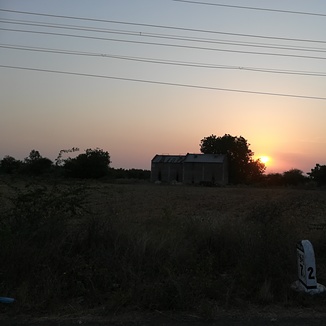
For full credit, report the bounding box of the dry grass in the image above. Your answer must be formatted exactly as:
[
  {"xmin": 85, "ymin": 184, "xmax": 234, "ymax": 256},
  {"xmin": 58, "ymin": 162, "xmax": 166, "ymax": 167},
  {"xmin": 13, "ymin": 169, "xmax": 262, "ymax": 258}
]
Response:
[{"xmin": 1, "ymin": 177, "xmax": 326, "ymax": 315}]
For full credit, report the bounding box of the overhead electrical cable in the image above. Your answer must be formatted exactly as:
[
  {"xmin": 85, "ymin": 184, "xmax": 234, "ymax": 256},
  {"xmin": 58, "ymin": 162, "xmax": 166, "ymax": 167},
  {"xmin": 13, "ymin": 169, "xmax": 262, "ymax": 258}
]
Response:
[
  {"xmin": 173, "ymin": 0, "xmax": 326, "ymax": 17},
  {"xmin": 239, "ymin": 66, "xmax": 326, "ymax": 77},
  {"xmin": 1, "ymin": 8, "xmax": 326, "ymax": 44},
  {"xmin": 1, "ymin": 18, "xmax": 326, "ymax": 53},
  {"xmin": 2, "ymin": 43, "xmax": 326, "ymax": 77},
  {"xmin": 0, "ymin": 64, "xmax": 325, "ymax": 101},
  {"xmin": 2, "ymin": 27, "xmax": 326, "ymax": 61}
]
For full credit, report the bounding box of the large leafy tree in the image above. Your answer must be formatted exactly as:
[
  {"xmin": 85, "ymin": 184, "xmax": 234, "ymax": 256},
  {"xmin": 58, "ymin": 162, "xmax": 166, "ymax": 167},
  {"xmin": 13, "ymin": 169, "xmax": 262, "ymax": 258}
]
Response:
[
  {"xmin": 63, "ymin": 148, "xmax": 111, "ymax": 178},
  {"xmin": 308, "ymin": 164, "xmax": 326, "ymax": 186},
  {"xmin": 200, "ymin": 134, "xmax": 265, "ymax": 184}
]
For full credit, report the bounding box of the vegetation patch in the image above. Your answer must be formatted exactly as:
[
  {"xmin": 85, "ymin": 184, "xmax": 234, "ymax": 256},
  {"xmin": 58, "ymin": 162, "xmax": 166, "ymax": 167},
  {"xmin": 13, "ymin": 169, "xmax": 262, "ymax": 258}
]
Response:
[{"xmin": 1, "ymin": 179, "xmax": 326, "ymax": 316}]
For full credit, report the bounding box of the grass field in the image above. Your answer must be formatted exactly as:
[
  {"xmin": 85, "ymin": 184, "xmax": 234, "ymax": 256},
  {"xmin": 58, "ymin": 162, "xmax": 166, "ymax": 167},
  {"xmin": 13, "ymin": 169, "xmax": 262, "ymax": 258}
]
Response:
[{"xmin": 1, "ymin": 177, "xmax": 326, "ymax": 316}]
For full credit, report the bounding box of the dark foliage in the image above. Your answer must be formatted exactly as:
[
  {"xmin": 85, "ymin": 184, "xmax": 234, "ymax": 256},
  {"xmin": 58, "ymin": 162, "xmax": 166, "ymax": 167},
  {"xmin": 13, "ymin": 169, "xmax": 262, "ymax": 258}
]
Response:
[
  {"xmin": 0, "ymin": 155, "xmax": 22, "ymax": 174},
  {"xmin": 263, "ymin": 170, "xmax": 309, "ymax": 187},
  {"xmin": 63, "ymin": 148, "xmax": 111, "ymax": 178},
  {"xmin": 0, "ymin": 148, "xmax": 151, "ymax": 181},
  {"xmin": 200, "ymin": 134, "xmax": 265, "ymax": 184},
  {"xmin": 282, "ymin": 169, "xmax": 307, "ymax": 186},
  {"xmin": 111, "ymin": 168, "xmax": 150, "ymax": 180},
  {"xmin": 264, "ymin": 173, "xmax": 284, "ymax": 187},
  {"xmin": 22, "ymin": 150, "xmax": 53, "ymax": 176},
  {"xmin": 308, "ymin": 164, "xmax": 326, "ymax": 186},
  {"xmin": 2, "ymin": 182, "xmax": 326, "ymax": 314}
]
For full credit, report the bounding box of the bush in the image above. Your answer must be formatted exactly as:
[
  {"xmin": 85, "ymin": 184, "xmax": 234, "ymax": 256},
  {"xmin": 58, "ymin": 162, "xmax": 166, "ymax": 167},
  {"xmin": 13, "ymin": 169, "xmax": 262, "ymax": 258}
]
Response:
[{"xmin": 0, "ymin": 180, "xmax": 88, "ymax": 310}]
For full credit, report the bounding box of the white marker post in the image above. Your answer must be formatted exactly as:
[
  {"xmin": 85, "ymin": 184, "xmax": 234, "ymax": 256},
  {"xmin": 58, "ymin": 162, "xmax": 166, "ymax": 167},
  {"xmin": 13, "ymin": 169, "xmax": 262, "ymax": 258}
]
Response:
[
  {"xmin": 292, "ymin": 240, "xmax": 326, "ymax": 294},
  {"xmin": 297, "ymin": 240, "xmax": 317, "ymax": 290}
]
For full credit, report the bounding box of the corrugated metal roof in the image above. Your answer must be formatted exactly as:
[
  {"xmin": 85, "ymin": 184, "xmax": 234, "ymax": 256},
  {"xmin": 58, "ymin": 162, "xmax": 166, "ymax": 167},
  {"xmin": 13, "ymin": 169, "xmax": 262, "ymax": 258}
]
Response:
[
  {"xmin": 152, "ymin": 154, "xmax": 226, "ymax": 164},
  {"xmin": 183, "ymin": 154, "xmax": 226, "ymax": 163},
  {"xmin": 152, "ymin": 155, "xmax": 185, "ymax": 164}
]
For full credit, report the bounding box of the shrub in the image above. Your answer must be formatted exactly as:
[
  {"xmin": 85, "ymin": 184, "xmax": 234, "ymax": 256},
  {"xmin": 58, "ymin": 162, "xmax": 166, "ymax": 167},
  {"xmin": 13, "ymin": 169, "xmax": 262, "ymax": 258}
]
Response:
[{"xmin": 0, "ymin": 180, "xmax": 88, "ymax": 310}]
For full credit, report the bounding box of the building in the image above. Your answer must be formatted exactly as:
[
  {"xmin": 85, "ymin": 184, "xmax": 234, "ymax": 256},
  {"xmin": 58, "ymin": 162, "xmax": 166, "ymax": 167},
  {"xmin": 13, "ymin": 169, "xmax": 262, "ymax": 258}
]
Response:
[{"xmin": 151, "ymin": 153, "xmax": 228, "ymax": 185}]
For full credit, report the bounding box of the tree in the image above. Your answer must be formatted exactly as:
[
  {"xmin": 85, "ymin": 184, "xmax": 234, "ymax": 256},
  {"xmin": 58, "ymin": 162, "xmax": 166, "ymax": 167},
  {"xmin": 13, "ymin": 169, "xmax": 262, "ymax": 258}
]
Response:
[
  {"xmin": 23, "ymin": 150, "xmax": 53, "ymax": 175},
  {"xmin": 282, "ymin": 169, "xmax": 307, "ymax": 186},
  {"xmin": 247, "ymin": 159, "xmax": 266, "ymax": 184},
  {"xmin": 0, "ymin": 155, "xmax": 22, "ymax": 174},
  {"xmin": 200, "ymin": 134, "xmax": 265, "ymax": 184},
  {"xmin": 25, "ymin": 149, "xmax": 42, "ymax": 162},
  {"xmin": 308, "ymin": 164, "xmax": 326, "ymax": 186},
  {"xmin": 55, "ymin": 148, "xmax": 80, "ymax": 166},
  {"xmin": 63, "ymin": 148, "xmax": 111, "ymax": 178}
]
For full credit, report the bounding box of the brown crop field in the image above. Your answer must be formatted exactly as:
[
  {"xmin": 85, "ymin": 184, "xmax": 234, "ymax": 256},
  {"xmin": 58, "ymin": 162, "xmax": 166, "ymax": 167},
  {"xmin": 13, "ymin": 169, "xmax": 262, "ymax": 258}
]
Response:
[{"xmin": 1, "ymin": 177, "xmax": 326, "ymax": 316}]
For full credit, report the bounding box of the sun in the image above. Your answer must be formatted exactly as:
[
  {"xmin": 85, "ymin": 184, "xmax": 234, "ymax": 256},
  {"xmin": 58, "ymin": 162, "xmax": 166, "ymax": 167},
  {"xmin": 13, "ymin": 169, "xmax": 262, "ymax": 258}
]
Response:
[{"xmin": 259, "ymin": 156, "xmax": 270, "ymax": 164}]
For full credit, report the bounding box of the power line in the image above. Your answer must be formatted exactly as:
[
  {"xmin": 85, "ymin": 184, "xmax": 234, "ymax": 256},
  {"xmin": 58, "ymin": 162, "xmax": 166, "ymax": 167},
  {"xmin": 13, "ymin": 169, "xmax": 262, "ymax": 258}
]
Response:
[
  {"xmin": 2, "ymin": 43, "xmax": 326, "ymax": 77},
  {"xmin": 3, "ymin": 27, "xmax": 326, "ymax": 61},
  {"xmin": 1, "ymin": 64, "xmax": 325, "ymax": 101},
  {"xmin": 1, "ymin": 8, "xmax": 326, "ymax": 44},
  {"xmin": 240, "ymin": 66, "xmax": 326, "ymax": 77},
  {"xmin": 2, "ymin": 18, "xmax": 326, "ymax": 54},
  {"xmin": 173, "ymin": 0, "xmax": 326, "ymax": 17}
]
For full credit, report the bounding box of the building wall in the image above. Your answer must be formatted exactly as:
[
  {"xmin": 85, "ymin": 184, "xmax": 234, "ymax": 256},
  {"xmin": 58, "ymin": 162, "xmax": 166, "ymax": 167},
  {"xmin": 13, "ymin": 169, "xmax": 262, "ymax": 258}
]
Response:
[
  {"xmin": 151, "ymin": 162, "xmax": 183, "ymax": 182},
  {"xmin": 183, "ymin": 162, "xmax": 227, "ymax": 185},
  {"xmin": 151, "ymin": 154, "xmax": 228, "ymax": 185}
]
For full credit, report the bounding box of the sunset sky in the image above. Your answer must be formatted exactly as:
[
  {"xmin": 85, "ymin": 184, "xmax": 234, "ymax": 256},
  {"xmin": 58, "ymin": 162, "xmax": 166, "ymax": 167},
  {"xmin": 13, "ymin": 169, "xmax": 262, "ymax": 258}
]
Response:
[{"xmin": 1, "ymin": 1, "xmax": 326, "ymax": 174}]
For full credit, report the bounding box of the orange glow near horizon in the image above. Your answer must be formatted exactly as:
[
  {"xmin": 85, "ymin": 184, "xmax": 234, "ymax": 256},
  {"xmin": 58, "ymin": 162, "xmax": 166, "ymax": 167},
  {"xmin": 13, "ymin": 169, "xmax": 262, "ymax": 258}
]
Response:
[
  {"xmin": 1, "ymin": 2, "xmax": 326, "ymax": 175},
  {"xmin": 259, "ymin": 156, "xmax": 270, "ymax": 165},
  {"xmin": 255, "ymin": 155, "xmax": 274, "ymax": 172}
]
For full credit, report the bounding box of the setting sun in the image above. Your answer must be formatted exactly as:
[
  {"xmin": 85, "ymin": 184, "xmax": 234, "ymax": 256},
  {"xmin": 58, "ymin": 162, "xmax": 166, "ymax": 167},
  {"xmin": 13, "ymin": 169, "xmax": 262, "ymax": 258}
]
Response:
[{"xmin": 259, "ymin": 156, "xmax": 270, "ymax": 164}]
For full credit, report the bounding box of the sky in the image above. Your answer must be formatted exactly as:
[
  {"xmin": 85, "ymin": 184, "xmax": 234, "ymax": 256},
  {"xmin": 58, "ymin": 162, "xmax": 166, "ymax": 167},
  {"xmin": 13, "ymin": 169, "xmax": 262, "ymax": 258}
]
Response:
[{"xmin": 1, "ymin": 0, "xmax": 326, "ymax": 174}]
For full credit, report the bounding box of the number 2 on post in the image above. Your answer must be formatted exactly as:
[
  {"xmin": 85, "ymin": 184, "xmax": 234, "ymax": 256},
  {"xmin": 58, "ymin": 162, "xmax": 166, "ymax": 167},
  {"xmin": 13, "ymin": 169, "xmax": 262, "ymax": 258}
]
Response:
[{"xmin": 308, "ymin": 267, "xmax": 315, "ymax": 280}]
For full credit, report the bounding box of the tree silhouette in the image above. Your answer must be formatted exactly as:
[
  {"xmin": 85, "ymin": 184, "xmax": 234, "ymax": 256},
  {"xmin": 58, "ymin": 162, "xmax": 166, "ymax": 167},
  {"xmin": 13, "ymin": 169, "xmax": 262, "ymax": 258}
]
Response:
[
  {"xmin": 63, "ymin": 148, "xmax": 111, "ymax": 178},
  {"xmin": 0, "ymin": 155, "xmax": 22, "ymax": 174},
  {"xmin": 200, "ymin": 134, "xmax": 265, "ymax": 184},
  {"xmin": 23, "ymin": 150, "xmax": 53, "ymax": 175},
  {"xmin": 282, "ymin": 169, "xmax": 307, "ymax": 186},
  {"xmin": 308, "ymin": 164, "xmax": 326, "ymax": 186},
  {"xmin": 264, "ymin": 173, "xmax": 284, "ymax": 187}
]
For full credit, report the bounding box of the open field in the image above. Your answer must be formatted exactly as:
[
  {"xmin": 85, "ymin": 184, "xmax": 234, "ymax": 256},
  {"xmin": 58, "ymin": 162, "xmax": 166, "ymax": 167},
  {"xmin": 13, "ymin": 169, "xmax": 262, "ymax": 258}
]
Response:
[{"xmin": 1, "ymin": 177, "xmax": 326, "ymax": 317}]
